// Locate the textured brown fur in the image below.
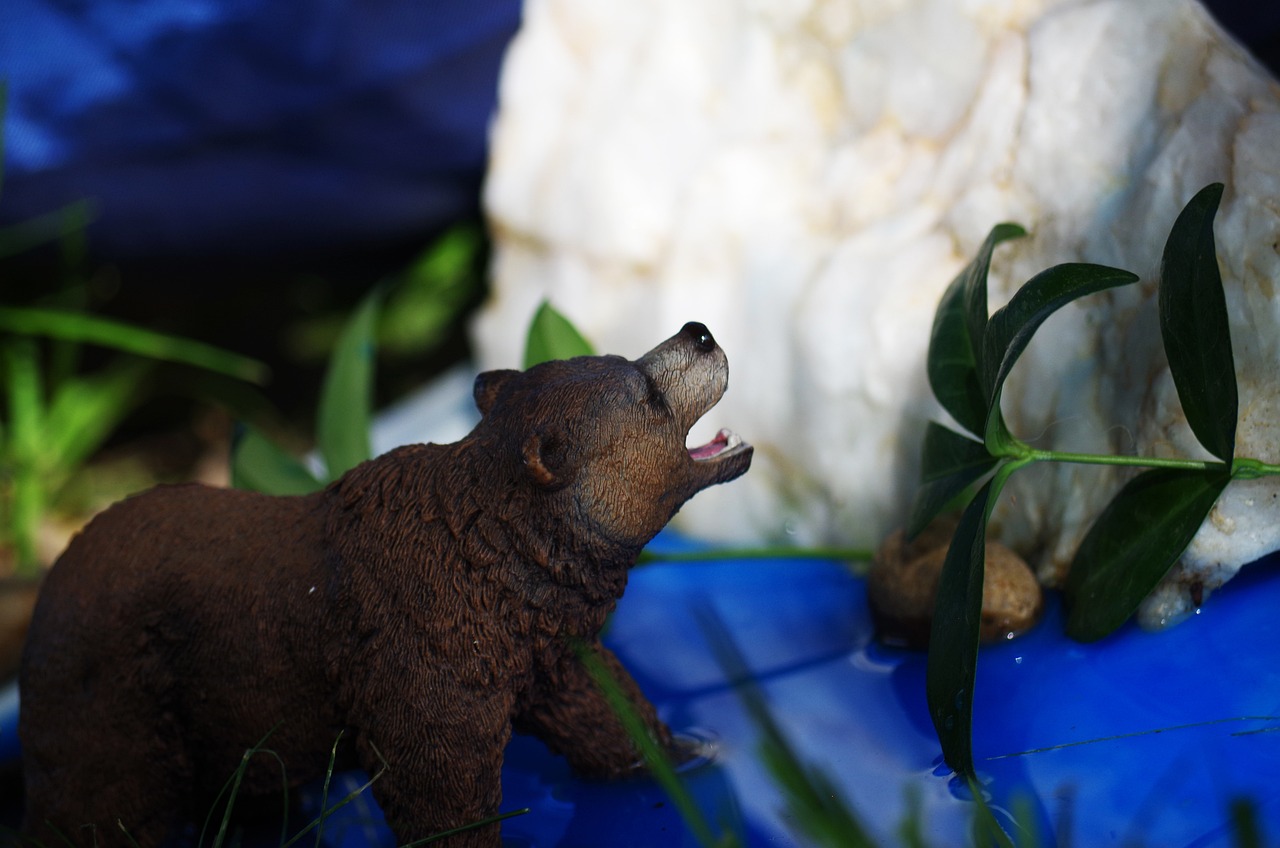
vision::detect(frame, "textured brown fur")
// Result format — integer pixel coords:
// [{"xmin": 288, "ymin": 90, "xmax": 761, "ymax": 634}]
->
[{"xmin": 18, "ymin": 323, "xmax": 752, "ymax": 847}]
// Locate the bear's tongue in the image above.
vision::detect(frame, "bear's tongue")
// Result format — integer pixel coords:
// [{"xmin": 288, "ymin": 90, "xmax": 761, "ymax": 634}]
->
[{"xmin": 688, "ymin": 428, "xmax": 742, "ymax": 461}]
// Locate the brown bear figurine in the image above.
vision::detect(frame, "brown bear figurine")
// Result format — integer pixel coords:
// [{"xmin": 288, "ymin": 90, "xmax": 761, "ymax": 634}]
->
[{"xmin": 18, "ymin": 322, "xmax": 752, "ymax": 847}]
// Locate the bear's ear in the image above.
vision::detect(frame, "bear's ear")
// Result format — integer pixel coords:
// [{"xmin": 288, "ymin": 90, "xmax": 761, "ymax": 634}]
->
[
  {"xmin": 473, "ymin": 370, "xmax": 519, "ymax": 417},
  {"xmin": 523, "ymin": 429, "xmax": 574, "ymax": 488}
]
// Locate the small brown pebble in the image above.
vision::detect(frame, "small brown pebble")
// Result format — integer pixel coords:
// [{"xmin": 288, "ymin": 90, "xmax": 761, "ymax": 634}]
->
[{"xmin": 867, "ymin": 518, "xmax": 1043, "ymax": 649}]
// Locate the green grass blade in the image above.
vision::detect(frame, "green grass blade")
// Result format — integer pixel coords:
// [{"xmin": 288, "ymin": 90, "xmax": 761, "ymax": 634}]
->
[
  {"xmin": 576, "ymin": 640, "xmax": 736, "ymax": 848},
  {"xmin": 401, "ymin": 808, "xmax": 532, "ymax": 847},
  {"xmin": 523, "ymin": 301, "xmax": 594, "ymax": 368},
  {"xmin": 967, "ymin": 777, "xmax": 1017, "ymax": 848},
  {"xmin": 379, "ymin": 226, "xmax": 483, "ymax": 358},
  {"xmin": 4, "ymin": 341, "xmax": 46, "ymax": 570},
  {"xmin": 979, "ymin": 263, "xmax": 1139, "ymax": 416},
  {"xmin": 907, "ymin": 423, "xmax": 998, "ymax": 538},
  {"xmin": 696, "ymin": 608, "xmax": 877, "ymax": 848},
  {"xmin": 927, "ymin": 224, "xmax": 1025, "ymax": 435},
  {"xmin": 44, "ymin": 361, "xmax": 150, "ymax": 473},
  {"xmin": 230, "ymin": 426, "xmax": 324, "ymax": 495},
  {"xmin": 1064, "ymin": 466, "xmax": 1231, "ymax": 641},
  {"xmin": 1158, "ymin": 183, "xmax": 1237, "ymax": 462},
  {"xmin": 0, "ymin": 200, "xmax": 97, "ymax": 260},
  {"xmin": 0, "ymin": 307, "xmax": 268, "ymax": 384},
  {"xmin": 316, "ymin": 287, "xmax": 382, "ymax": 481}
]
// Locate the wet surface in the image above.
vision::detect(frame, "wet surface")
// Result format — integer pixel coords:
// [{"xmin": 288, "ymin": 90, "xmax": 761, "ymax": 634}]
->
[{"xmin": 6, "ymin": 534, "xmax": 1279, "ymax": 846}]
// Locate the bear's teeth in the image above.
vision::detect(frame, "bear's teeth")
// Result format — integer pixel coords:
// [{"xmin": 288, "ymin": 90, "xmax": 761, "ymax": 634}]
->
[{"xmin": 689, "ymin": 429, "xmax": 741, "ymax": 461}]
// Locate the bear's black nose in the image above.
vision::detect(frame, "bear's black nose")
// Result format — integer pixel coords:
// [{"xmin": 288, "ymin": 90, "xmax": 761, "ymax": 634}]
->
[{"xmin": 682, "ymin": 322, "xmax": 716, "ymax": 352}]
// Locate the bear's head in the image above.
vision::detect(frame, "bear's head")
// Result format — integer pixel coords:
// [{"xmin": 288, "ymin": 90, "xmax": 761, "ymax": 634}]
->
[{"xmin": 472, "ymin": 322, "xmax": 753, "ymax": 549}]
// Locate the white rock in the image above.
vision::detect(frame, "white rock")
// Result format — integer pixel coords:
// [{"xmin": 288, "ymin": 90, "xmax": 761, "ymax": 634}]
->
[{"xmin": 475, "ymin": 0, "xmax": 1280, "ymax": 627}]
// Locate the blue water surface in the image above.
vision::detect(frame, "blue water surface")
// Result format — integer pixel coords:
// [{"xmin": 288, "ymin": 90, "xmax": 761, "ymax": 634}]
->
[{"xmin": 276, "ymin": 535, "xmax": 1280, "ymax": 847}]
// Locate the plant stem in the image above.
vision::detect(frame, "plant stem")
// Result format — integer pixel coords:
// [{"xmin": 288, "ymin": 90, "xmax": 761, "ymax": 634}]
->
[{"xmin": 1023, "ymin": 448, "xmax": 1280, "ymax": 478}]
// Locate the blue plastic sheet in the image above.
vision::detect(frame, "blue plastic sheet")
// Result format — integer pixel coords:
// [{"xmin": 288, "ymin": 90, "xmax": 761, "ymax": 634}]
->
[
  {"xmin": 270, "ymin": 535, "xmax": 1278, "ymax": 846},
  {"xmin": 0, "ymin": 0, "xmax": 522, "ymax": 257}
]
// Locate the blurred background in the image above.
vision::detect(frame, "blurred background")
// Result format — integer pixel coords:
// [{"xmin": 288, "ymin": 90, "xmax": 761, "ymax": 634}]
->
[{"xmin": 1, "ymin": 0, "xmax": 1277, "ymax": 494}]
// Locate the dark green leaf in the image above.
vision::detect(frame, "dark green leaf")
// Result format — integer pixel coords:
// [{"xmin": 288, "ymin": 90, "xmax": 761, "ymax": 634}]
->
[
  {"xmin": 316, "ymin": 287, "xmax": 382, "ymax": 481},
  {"xmin": 0, "ymin": 306, "xmax": 269, "ymax": 384},
  {"xmin": 926, "ymin": 477, "xmax": 997, "ymax": 779},
  {"xmin": 523, "ymin": 301, "xmax": 594, "ymax": 369},
  {"xmin": 1159, "ymin": 183, "xmax": 1237, "ymax": 462},
  {"xmin": 231, "ymin": 426, "xmax": 324, "ymax": 496},
  {"xmin": 907, "ymin": 423, "xmax": 998, "ymax": 538},
  {"xmin": 928, "ymin": 224, "xmax": 1025, "ymax": 435},
  {"xmin": 980, "ymin": 263, "xmax": 1139, "ymax": 409},
  {"xmin": 928, "ymin": 274, "xmax": 987, "ymax": 437},
  {"xmin": 1065, "ymin": 466, "xmax": 1231, "ymax": 641}
]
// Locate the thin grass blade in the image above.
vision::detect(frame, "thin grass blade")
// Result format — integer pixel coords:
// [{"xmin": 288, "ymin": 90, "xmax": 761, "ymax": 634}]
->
[
  {"xmin": 316, "ymin": 287, "xmax": 382, "ymax": 481},
  {"xmin": 379, "ymin": 226, "xmax": 483, "ymax": 358},
  {"xmin": 928, "ymin": 224, "xmax": 1025, "ymax": 435},
  {"xmin": 1065, "ymin": 466, "xmax": 1231, "ymax": 641},
  {"xmin": 523, "ymin": 301, "xmax": 594, "ymax": 368},
  {"xmin": 576, "ymin": 640, "xmax": 736, "ymax": 848},
  {"xmin": 44, "ymin": 361, "xmax": 150, "ymax": 472},
  {"xmin": 4, "ymin": 341, "xmax": 46, "ymax": 570},
  {"xmin": 697, "ymin": 608, "xmax": 878, "ymax": 848},
  {"xmin": 402, "ymin": 809, "xmax": 532, "ymax": 847},
  {"xmin": 907, "ymin": 423, "xmax": 998, "ymax": 538},
  {"xmin": 1159, "ymin": 183, "xmax": 1237, "ymax": 462},
  {"xmin": 0, "ymin": 307, "xmax": 268, "ymax": 384}
]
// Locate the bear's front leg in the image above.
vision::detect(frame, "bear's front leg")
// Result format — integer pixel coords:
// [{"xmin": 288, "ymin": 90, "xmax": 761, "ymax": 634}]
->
[
  {"xmin": 515, "ymin": 639, "xmax": 683, "ymax": 779},
  {"xmin": 355, "ymin": 687, "xmax": 513, "ymax": 847}
]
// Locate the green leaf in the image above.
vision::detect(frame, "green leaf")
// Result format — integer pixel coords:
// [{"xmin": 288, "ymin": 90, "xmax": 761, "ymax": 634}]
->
[
  {"xmin": 928, "ymin": 224, "xmax": 1025, "ymax": 435},
  {"xmin": 316, "ymin": 287, "xmax": 383, "ymax": 481},
  {"xmin": 231, "ymin": 426, "xmax": 324, "ymax": 496},
  {"xmin": 0, "ymin": 307, "xmax": 269, "ymax": 384},
  {"xmin": 1065, "ymin": 466, "xmax": 1231, "ymax": 641},
  {"xmin": 1159, "ymin": 183, "xmax": 1237, "ymax": 462},
  {"xmin": 523, "ymin": 301, "xmax": 594, "ymax": 368},
  {"xmin": 907, "ymin": 423, "xmax": 998, "ymax": 538},
  {"xmin": 3, "ymin": 340, "xmax": 45, "ymax": 569},
  {"xmin": 379, "ymin": 226, "xmax": 483, "ymax": 358},
  {"xmin": 926, "ymin": 476, "xmax": 999, "ymax": 779},
  {"xmin": 980, "ymin": 263, "xmax": 1139, "ymax": 411},
  {"xmin": 44, "ymin": 361, "xmax": 151, "ymax": 472}
]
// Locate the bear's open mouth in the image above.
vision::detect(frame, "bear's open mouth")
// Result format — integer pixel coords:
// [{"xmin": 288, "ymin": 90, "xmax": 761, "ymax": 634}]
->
[{"xmin": 688, "ymin": 428, "xmax": 747, "ymax": 462}]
